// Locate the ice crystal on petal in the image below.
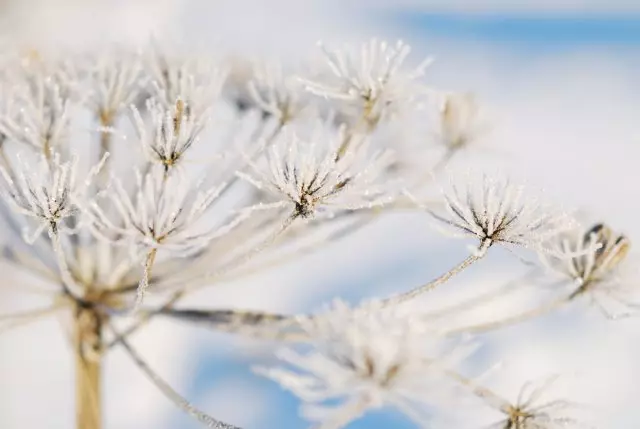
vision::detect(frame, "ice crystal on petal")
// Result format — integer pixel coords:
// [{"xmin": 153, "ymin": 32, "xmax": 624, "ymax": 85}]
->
[
  {"xmin": 301, "ymin": 39, "xmax": 432, "ymax": 128},
  {"xmin": 238, "ymin": 125, "xmax": 395, "ymax": 219},
  {"xmin": 0, "ymin": 151, "xmax": 107, "ymax": 242},
  {"xmin": 256, "ymin": 299, "xmax": 475, "ymax": 428},
  {"xmin": 427, "ymin": 173, "xmax": 574, "ymax": 255}
]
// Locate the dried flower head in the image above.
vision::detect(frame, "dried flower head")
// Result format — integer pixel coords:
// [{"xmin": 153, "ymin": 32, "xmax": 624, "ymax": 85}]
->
[
  {"xmin": 437, "ymin": 92, "xmax": 486, "ymax": 152},
  {"xmin": 0, "ymin": 65, "xmax": 72, "ymax": 156},
  {"xmin": 426, "ymin": 173, "xmax": 574, "ymax": 255},
  {"xmin": 147, "ymin": 47, "xmax": 227, "ymax": 118},
  {"xmin": 300, "ymin": 39, "xmax": 431, "ymax": 128},
  {"xmin": 486, "ymin": 376, "xmax": 585, "ymax": 429},
  {"xmin": 247, "ymin": 61, "xmax": 308, "ymax": 124},
  {"xmin": 132, "ymin": 98, "xmax": 207, "ymax": 173},
  {"xmin": 238, "ymin": 125, "xmax": 395, "ymax": 220},
  {"xmin": 256, "ymin": 299, "xmax": 474, "ymax": 428},
  {"xmin": 540, "ymin": 223, "xmax": 637, "ymax": 318},
  {"xmin": 86, "ymin": 49, "xmax": 145, "ymax": 125},
  {"xmin": 0, "ymin": 151, "xmax": 107, "ymax": 242},
  {"xmin": 89, "ymin": 170, "xmax": 240, "ymax": 257}
]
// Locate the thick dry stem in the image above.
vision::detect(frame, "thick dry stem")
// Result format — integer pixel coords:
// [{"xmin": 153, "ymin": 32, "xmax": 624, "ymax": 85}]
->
[{"xmin": 74, "ymin": 306, "xmax": 103, "ymax": 429}]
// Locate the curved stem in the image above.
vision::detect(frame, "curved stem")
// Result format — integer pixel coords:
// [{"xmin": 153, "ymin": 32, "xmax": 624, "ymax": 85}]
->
[
  {"xmin": 446, "ymin": 295, "xmax": 573, "ymax": 335},
  {"xmin": 443, "ymin": 368, "xmax": 510, "ymax": 410},
  {"xmin": 382, "ymin": 240, "xmax": 490, "ymax": 306},
  {"xmin": 314, "ymin": 397, "xmax": 371, "ymax": 429},
  {"xmin": 422, "ymin": 270, "xmax": 533, "ymax": 321},
  {"xmin": 112, "ymin": 325, "xmax": 242, "ymax": 429},
  {"xmin": 133, "ymin": 248, "xmax": 157, "ymax": 311}
]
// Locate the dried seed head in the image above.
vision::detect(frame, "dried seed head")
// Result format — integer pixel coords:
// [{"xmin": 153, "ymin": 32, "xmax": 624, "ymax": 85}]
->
[
  {"xmin": 300, "ymin": 39, "xmax": 432, "ymax": 127},
  {"xmin": 255, "ymin": 299, "xmax": 475, "ymax": 427},
  {"xmin": 238, "ymin": 124, "xmax": 395, "ymax": 220},
  {"xmin": 427, "ymin": 173, "xmax": 574, "ymax": 255},
  {"xmin": 132, "ymin": 97, "xmax": 207, "ymax": 172},
  {"xmin": 0, "ymin": 151, "xmax": 107, "ymax": 243}
]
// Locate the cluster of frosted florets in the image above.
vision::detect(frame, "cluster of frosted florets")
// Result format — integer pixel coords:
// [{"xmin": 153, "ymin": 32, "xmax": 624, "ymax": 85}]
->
[{"xmin": 0, "ymin": 38, "xmax": 634, "ymax": 429}]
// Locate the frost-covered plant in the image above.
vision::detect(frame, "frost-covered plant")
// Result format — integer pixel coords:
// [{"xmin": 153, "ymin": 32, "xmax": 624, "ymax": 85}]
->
[{"xmin": 0, "ymin": 38, "xmax": 634, "ymax": 429}]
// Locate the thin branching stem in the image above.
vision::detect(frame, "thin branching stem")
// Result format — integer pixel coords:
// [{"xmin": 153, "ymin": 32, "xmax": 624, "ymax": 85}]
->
[
  {"xmin": 133, "ymin": 247, "xmax": 158, "ymax": 311},
  {"xmin": 446, "ymin": 294, "xmax": 573, "ymax": 335},
  {"xmin": 382, "ymin": 239, "xmax": 491, "ymax": 306},
  {"xmin": 111, "ymin": 325, "xmax": 242, "ymax": 429},
  {"xmin": 442, "ymin": 367, "xmax": 510, "ymax": 410},
  {"xmin": 422, "ymin": 270, "xmax": 533, "ymax": 321}
]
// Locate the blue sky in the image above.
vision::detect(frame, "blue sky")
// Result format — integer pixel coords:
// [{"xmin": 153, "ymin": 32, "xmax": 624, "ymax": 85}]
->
[{"xmin": 389, "ymin": 12, "xmax": 640, "ymax": 47}]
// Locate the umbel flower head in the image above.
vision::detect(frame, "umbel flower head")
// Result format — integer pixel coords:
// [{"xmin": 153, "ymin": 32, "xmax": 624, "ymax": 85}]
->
[
  {"xmin": 437, "ymin": 92, "xmax": 486, "ymax": 152},
  {"xmin": 146, "ymin": 46, "xmax": 227, "ymax": 119},
  {"xmin": 247, "ymin": 61, "xmax": 308, "ymax": 124},
  {"xmin": 484, "ymin": 376, "xmax": 585, "ymax": 429},
  {"xmin": 256, "ymin": 299, "xmax": 475, "ymax": 428},
  {"xmin": 89, "ymin": 169, "xmax": 241, "ymax": 257},
  {"xmin": 426, "ymin": 172, "xmax": 574, "ymax": 256},
  {"xmin": 300, "ymin": 39, "xmax": 432, "ymax": 128},
  {"xmin": 238, "ymin": 124, "xmax": 395, "ymax": 220},
  {"xmin": 540, "ymin": 223, "xmax": 637, "ymax": 319},
  {"xmin": 132, "ymin": 97, "xmax": 207, "ymax": 173},
  {"xmin": 0, "ymin": 62, "xmax": 73, "ymax": 157},
  {"xmin": 0, "ymin": 151, "xmax": 107, "ymax": 243}
]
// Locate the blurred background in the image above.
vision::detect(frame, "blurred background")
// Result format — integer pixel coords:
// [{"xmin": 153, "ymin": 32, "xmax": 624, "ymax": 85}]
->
[{"xmin": 1, "ymin": 1, "xmax": 640, "ymax": 428}]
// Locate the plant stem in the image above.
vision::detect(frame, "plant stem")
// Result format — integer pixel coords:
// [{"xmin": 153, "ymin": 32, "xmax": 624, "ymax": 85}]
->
[
  {"xmin": 382, "ymin": 240, "xmax": 490, "ymax": 306},
  {"xmin": 74, "ymin": 306, "xmax": 103, "ymax": 429},
  {"xmin": 445, "ymin": 295, "xmax": 572, "ymax": 335}
]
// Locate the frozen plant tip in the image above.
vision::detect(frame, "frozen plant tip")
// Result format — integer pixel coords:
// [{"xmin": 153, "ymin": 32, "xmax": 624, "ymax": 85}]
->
[
  {"xmin": 238, "ymin": 125, "xmax": 395, "ymax": 220},
  {"xmin": 0, "ymin": 151, "xmax": 108, "ymax": 242},
  {"xmin": 301, "ymin": 39, "xmax": 432, "ymax": 128},
  {"xmin": 540, "ymin": 223, "xmax": 638, "ymax": 319},
  {"xmin": 248, "ymin": 61, "xmax": 308, "ymax": 124},
  {"xmin": 133, "ymin": 98, "xmax": 207, "ymax": 173},
  {"xmin": 255, "ymin": 299, "xmax": 475, "ymax": 429},
  {"xmin": 484, "ymin": 376, "xmax": 586, "ymax": 429},
  {"xmin": 89, "ymin": 170, "xmax": 243, "ymax": 308},
  {"xmin": 437, "ymin": 92, "xmax": 486, "ymax": 153},
  {"xmin": 0, "ymin": 65, "xmax": 72, "ymax": 158},
  {"xmin": 427, "ymin": 173, "xmax": 574, "ymax": 256},
  {"xmin": 147, "ymin": 47, "xmax": 227, "ymax": 118}
]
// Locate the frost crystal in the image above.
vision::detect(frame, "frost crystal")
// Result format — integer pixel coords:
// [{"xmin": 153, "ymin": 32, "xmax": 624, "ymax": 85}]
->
[
  {"xmin": 427, "ymin": 173, "xmax": 574, "ymax": 255},
  {"xmin": 238, "ymin": 125, "xmax": 395, "ymax": 219},
  {"xmin": 301, "ymin": 39, "xmax": 431, "ymax": 127},
  {"xmin": 256, "ymin": 299, "xmax": 474, "ymax": 428}
]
